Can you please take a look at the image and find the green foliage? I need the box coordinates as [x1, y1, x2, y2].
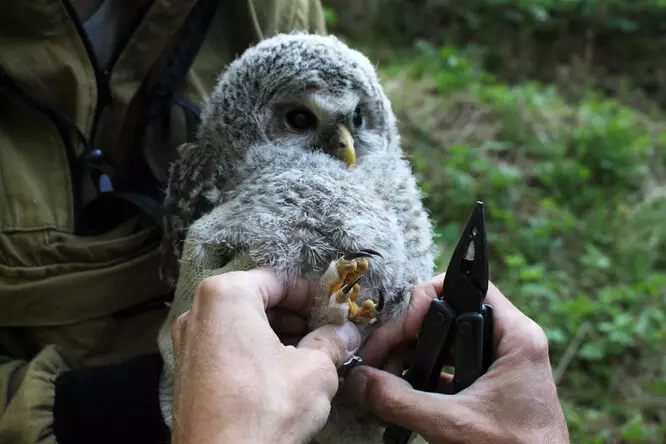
[431, 0, 666, 33]
[326, 0, 666, 108]
[324, 0, 666, 439]
[367, 0, 666, 42]
[322, 7, 338, 27]
[372, 42, 666, 443]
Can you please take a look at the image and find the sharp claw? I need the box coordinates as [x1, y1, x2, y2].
[340, 273, 364, 294]
[342, 249, 382, 260]
[326, 250, 384, 325]
[360, 248, 383, 258]
[342, 252, 372, 260]
[376, 290, 385, 312]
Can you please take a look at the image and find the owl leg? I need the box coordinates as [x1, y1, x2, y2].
[322, 250, 384, 326]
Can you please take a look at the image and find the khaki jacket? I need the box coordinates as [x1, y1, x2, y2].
[0, 1, 326, 442]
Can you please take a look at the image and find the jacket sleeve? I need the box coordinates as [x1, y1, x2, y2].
[255, 0, 328, 37]
[0, 346, 71, 444]
[0, 346, 171, 444]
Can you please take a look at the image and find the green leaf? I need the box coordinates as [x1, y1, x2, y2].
[579, 343, 605, 360]
[608, 330, 634, 346]
[505, 254, 526, 267]
[519, 264, 545, 281]
[544, 327, 568, 344]
[322, 7, 338, 26]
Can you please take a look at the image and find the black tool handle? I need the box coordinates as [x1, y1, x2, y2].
[453, 312, 484, 392]
[383, 299, 456, 444]
[404, 298, 456, 391]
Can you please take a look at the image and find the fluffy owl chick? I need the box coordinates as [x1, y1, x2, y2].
[157, 32, 436, 444]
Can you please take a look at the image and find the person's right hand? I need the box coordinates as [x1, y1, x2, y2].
[169, 268, 361, 444]
[346, 274, 571, 443]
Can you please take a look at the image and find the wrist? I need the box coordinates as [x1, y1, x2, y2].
[171, 396, 263, 444]
[171, 400, 299, 444]
[172, 422, 267, 444]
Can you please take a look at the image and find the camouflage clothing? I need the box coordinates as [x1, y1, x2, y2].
[0, 1, 326, 442]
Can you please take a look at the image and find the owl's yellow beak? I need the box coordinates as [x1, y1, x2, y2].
[336, 124, 356, 167]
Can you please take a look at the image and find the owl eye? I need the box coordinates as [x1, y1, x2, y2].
[352, 106, 363, 127]
[286, 108, 317, 131]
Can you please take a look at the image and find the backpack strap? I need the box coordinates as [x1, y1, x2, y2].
[84, 0, 221, 234]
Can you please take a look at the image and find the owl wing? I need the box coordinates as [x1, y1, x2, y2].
[362, 152, 435, 277]
[159, 142, 218, 286]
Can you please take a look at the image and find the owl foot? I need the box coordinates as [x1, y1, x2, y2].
[323, 250, 384, 326]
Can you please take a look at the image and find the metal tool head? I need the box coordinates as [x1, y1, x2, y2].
[441, 201, 489, 312]
[338, 355, 364, 378]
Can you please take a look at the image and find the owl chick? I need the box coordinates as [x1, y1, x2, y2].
[156, 32, 436, 443]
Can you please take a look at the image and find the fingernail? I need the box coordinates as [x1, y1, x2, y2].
[337, 321, 361, 352]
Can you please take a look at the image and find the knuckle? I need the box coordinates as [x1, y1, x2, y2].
[311, 334, 348, 368]
[195, 276, 223, 302]
[312, 347, 339, 374]
[365, 374, 397, 412]
[313, 395, 332, 420]
[172, 312, 188, 333]
[524, 320, 550, 362]
[305, 350, 339, 395]
[195, 273, 244, 304]
[170, 312, 189, 346]
[279, 397, 300, 422]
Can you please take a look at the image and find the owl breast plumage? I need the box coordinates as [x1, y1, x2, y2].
[158, 32, 436, 443]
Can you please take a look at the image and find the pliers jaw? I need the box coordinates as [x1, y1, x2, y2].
[442, 201, 489, 313]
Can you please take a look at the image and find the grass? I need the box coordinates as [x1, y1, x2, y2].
[366, 41, 666, 443]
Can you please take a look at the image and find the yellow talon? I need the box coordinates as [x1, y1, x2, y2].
[358, 300, 378, 319]
[349, 283, 361, 302]
[326, 251, 384, 325]
[335, 283, 361, 305]
[337, 258, 357, 274]
[334, 292, 345, 304]
[348, 299, 359, 318]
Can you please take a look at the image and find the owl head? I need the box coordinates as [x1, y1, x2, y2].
[197, 32, 400, 178]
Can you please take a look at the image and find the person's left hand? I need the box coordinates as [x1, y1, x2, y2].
[169, 268, 362, 444]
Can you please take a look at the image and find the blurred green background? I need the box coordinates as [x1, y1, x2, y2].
[321, 1, 666, 442]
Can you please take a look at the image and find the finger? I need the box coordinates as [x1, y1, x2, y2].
[483, 280, 544, 355]
[361, 273, 444, 366]
[346, 365, 474, 439]
[436, 372, 455, 394]
[171, 311, 190, 362]
[193, 268, 313, 320]
[266, 308, 307, 335]
[484, 280, 524, 329]
[249, 268, 314, 313]
[297, 321, 361, 369]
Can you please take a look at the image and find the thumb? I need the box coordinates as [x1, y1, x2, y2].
[345, 365, 464, 438]
[297, 321, 361, 368]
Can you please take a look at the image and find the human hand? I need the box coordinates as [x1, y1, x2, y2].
[347, 274, 571, 443]
[169, 268, 361, 444]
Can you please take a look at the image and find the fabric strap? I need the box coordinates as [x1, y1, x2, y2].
[106, 0, 221, 231]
